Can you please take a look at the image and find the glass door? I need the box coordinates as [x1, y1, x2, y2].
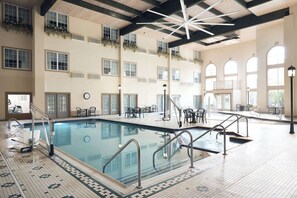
[124, 94, 137, 108]
[46, 93, 70, 119]
[102, 94, 119, 115]
[215, 94, 231, 111]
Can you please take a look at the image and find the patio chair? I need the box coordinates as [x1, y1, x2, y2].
[183, 108, 193, 123]
[151, 105, 158, 112]
[89, 106, 96, 116]
[134, 107, 144, 118]
[124, 107, 134, 118]
[76, 107, 82, 117]
[196, 108, 207, 124]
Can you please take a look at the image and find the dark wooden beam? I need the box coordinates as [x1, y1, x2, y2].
[141, 0, 160, 7]
[198, 1, 232, 21]
[247, 0, 273, 8]
[63, 0, 132, 22]
[40, 0, 57, 16]
[93, 0, 141, 16]
[169, 8, 289, 48]
[234, 0, 247, 8]
[120, 0, 203, 35]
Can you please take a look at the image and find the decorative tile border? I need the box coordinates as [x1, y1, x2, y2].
[38, 146, 201, 198]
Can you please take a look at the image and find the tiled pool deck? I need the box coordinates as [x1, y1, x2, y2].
[1, 111, 297, 197]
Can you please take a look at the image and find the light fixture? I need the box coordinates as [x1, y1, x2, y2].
[118, 85, 122, 90]
[138, 0, 238, 40]
[288, 65, 296, 77]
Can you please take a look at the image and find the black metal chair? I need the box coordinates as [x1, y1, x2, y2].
[151, 105, 158, 112]
[134, 107, 144, 118]
[89, 106, 96, 116]
[76, 107, 82, 117]
[196, 108, 207, 124]
[124, 107, 134, 118]
[183, 108, 193, 123]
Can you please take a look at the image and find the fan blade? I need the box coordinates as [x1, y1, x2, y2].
[191, 22, 234, 26]
[189, 0, 222, 22]
[180, 0, 190, 39]
[193, 11, 239, 23]
[137, 22, 181, 25]
[188, 23, 214, 36]
[147, 9, 183, 23]
[163, 23, 185, 40]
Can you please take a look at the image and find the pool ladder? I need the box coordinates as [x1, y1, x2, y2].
[186, 114, 249, 156]
[102, 138, 142, 189]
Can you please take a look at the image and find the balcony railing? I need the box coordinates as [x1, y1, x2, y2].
[213, 80, 241, 90]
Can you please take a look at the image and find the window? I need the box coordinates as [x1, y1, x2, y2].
[224, 60, 238, 81]
[125, 152, 137, 168]
[3, 47, 31, 70]
[46, 51, 68, 71]
[224, 60, 237, 75]
[267, 45, 285, 65]
[124, 62, 136, 77]
[171, 68, 180, 81]
[157, 41, 168, 52]
[123, 33, 136, 44]
[103, 26, 119, 41]
[193, 95, 202, 109]
[193, 72, 201, 83]
[171, 46, 180, 56]
[8, 93, 31, 114]
[205, 63, 216, 76]
[205, 63, 217, 91]
[46, 11, 68, 31]
[3, 4, 31, 25]
[157, 66, 168, 80]
[246, 57, 258, 106]
[194, 50, 201, 60]
[102, 59, 118, 76]
[267, 45, 284, 108]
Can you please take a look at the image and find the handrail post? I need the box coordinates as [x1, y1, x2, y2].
[246, 117, 249, 137]
[223, 127, 227, 155]
[49, 120, 54, 156]
[102, 138, 142, 189]
[31, 107, 35, 151]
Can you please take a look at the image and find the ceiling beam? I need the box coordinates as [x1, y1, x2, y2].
[93, 0, 142, 16]
[169, 8, 289, 48]
[247, 0, 273, 8]
[63, 0, 132, 22]
[146, 24, 184, 38]
[40, 0, 57, 16]
[233, 0, 247, 8]
[120, 0, 203, 35]
[141, 0, 160, 7]
[198, 1, 232, 21]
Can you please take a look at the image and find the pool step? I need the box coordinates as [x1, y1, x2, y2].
[229, 136, 252, 143]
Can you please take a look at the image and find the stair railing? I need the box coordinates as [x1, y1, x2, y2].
[7, 118, 24, 130]
[102, 138, 142, 189]
[153, 130, 194, 172]
[218, 114, 249, 137]
[30, 103, 54, 156]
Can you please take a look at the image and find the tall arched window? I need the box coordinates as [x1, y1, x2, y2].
[267, 45, 285, 108]
[224, 60, 238, 84]
[205, 63, 216, 91]
[246, 57, 258, 106]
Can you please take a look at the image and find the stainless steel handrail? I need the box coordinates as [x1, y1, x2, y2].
[218, 114, 249, 137]
[187, 124, 227, 156]
[153, 130, 194, 172]
[30, 103, 54, 156]
[7, 118, 23, 130]
[170, 98, 182, 127]
[102, 138, 142, 189]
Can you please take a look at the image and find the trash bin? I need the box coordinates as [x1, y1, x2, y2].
[240, 105, 245, 111]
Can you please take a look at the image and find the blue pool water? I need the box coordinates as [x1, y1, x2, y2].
[32, 119, 240, 184]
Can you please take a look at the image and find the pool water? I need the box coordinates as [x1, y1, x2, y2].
[36, 120, 205, 184]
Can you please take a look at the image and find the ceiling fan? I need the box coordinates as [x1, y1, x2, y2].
[137, 0, 238, 40]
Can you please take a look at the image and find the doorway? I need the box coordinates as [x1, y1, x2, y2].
[6, 92, 32, 120]
[102, 94, 119, 115]
[215, 93, 231, 111]
[45, 93, 70, 119]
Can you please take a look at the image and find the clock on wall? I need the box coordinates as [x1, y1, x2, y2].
[83, 92, 90, 100]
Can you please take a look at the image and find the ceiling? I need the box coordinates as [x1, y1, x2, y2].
[9, 0, 297, 51]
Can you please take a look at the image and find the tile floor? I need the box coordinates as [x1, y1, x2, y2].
[1, 111, 297, 197]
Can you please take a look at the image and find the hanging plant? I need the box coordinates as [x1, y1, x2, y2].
[123, 41, 138, 52]
[44, 24, 72, 39]
[2, 19, 32, 35]
[101, 37, 120, 48]
[157, 50, 169, 58]
[171, 53, 182, 61]
[194, 58, 203, 64]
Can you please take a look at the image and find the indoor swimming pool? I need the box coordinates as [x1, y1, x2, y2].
[29, 119, 241, 185]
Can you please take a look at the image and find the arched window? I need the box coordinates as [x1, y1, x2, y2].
[267, 45, 284, 107]
[205, 63, 216, 91]
[246, 57, 258, 106]
[224, 60, 238, 81]
[267, 46, 285, 65]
